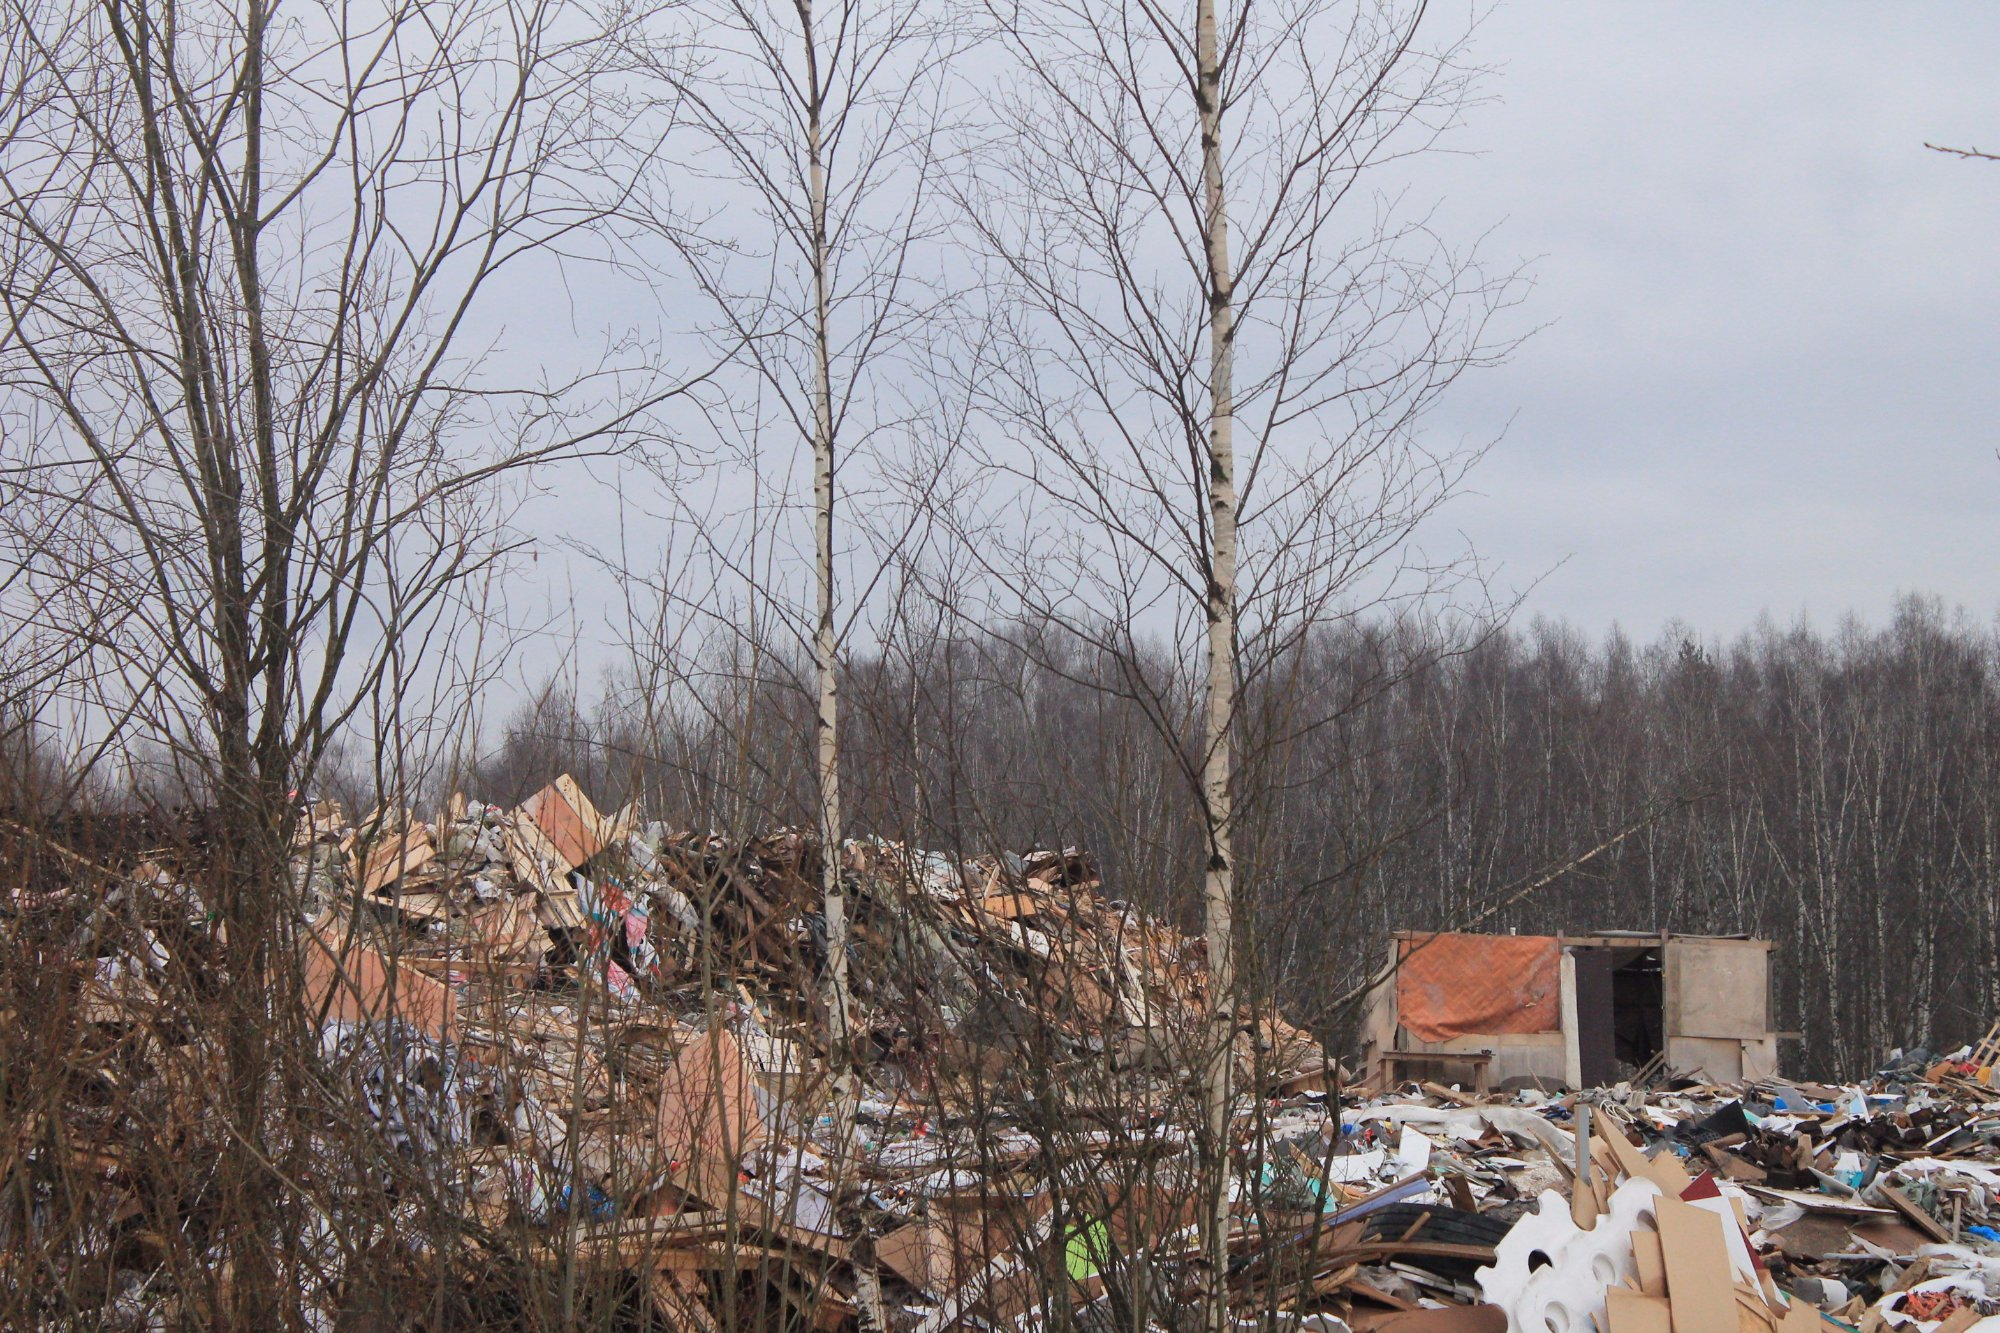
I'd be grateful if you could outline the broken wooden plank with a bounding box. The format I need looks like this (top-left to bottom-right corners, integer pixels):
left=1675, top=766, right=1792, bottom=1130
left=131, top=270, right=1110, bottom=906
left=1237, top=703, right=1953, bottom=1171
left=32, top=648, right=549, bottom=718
left=358, top=824, right=436, bottom=895
left=1878, top=1183, right=1952, bottom=1244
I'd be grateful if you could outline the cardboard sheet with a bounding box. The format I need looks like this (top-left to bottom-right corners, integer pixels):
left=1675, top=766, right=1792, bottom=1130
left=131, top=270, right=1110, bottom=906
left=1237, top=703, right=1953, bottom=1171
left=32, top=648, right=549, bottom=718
left=1657, top=1195, right=1739, bottom=1333
left=1604, top=1288, right=1672, bottom=1333
left=300, top=914, right=456, bottom=1040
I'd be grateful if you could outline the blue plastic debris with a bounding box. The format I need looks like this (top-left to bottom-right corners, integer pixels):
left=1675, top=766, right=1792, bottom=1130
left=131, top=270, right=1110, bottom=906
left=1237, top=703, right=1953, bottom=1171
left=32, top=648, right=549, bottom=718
left=559, top=1182, right=617, bottom=1220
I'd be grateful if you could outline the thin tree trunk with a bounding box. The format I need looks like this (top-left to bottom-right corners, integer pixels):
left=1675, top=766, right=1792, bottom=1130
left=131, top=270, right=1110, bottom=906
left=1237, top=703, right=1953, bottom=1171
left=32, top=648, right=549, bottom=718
left=225, top=3, right=285, bottom=1321
left=1196, top=1, right=1239, bottom=1328
left=800, top=6, right=882, bottom=1325
left=801, top=0, right=849, bottom=1096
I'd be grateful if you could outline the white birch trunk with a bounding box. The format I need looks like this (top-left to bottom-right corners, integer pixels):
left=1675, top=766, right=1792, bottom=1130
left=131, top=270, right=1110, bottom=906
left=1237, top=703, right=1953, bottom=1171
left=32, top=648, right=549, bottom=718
left=802, top=8, right=882, bottom=1326
left=1196, top=1, right=1239, bottom=1328
left=802, top=0, right=851, bottom=1137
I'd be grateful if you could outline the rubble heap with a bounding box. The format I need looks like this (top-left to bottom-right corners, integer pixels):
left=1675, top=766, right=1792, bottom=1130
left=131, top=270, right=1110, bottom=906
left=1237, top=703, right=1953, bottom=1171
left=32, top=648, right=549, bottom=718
left=20, top=776, right=2000, bottom=1332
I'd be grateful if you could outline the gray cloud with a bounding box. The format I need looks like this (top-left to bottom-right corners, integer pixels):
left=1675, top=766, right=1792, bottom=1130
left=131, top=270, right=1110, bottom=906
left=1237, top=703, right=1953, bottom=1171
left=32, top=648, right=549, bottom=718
left=1423, top=3, right=2000, bottom=638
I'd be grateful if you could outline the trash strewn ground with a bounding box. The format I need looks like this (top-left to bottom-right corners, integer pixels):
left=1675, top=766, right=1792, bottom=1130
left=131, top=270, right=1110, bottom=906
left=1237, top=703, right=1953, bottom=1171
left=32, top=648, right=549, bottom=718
left=20, top=775, right=2000, bottom=1331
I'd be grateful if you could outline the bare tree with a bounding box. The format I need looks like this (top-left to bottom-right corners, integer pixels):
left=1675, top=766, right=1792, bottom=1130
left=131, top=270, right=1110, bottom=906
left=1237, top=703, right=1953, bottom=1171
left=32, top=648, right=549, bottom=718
left=946, top=0, right=1524, bottom=1324
left=603, top=0, right=967, bottom=1319
left=0, top=0, right=685, bottom=1320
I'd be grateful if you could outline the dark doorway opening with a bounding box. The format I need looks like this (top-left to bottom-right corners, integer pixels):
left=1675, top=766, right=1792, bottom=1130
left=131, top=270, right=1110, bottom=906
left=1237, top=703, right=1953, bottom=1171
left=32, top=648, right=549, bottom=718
left=1610, top=947, right=1663, bottom=1071
left=1571, top=945, right=1665, bottom=1087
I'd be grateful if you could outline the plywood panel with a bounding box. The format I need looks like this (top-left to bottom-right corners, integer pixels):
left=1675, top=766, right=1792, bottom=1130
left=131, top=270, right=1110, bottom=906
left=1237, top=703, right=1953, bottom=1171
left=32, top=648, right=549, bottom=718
left=301, top=916, right=456, bottom=1040
left=1605, top=1289, right=1671, bottom=1333
left=657, top=1029, right=765, bottom=1207
left=1440, top=1033, right=1568, bottom=1087
left=1668, top=1035, right=1745, bottom=1084
left=1666, top=938, right=1768, bottom=1039
left=1362, top=943, right=1400, bottom=1055
left=1742, top=1035, right=1781, bottom=1081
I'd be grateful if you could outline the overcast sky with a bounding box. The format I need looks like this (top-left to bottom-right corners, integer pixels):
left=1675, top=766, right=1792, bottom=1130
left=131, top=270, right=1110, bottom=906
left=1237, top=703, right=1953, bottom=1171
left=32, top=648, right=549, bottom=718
left=1418, top=3, right=2000, bottom=643
left=508, top=3, right=2000, bottom=699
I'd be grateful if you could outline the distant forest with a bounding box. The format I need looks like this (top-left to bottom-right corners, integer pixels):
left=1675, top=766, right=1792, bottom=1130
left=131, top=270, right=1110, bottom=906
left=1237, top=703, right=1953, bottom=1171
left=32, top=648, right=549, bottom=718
left=386, top=592, right=1990, bottom=1082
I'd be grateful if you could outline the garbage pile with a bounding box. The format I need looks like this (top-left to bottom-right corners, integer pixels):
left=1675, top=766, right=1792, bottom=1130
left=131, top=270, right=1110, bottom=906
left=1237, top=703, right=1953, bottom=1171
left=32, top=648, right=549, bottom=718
left=23, top=775, right=2000, bottom=1332
left=1318, top=1044, right=2000, bottom=1332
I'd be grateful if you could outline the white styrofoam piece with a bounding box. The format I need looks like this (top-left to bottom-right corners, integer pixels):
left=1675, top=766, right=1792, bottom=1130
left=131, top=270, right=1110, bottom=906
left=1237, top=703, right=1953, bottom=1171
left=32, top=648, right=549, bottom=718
left=1395, top=1124, right=1434, bottom=1177
left=1321, top=1148, right=1387, bottom=1182
left=1477, top=1177, right=1663, bottom=1333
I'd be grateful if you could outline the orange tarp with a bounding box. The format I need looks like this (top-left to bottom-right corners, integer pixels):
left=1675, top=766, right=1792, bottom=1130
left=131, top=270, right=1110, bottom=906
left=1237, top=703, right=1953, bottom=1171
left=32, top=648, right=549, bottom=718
left=1395, top=932, right=1561, bottom=1043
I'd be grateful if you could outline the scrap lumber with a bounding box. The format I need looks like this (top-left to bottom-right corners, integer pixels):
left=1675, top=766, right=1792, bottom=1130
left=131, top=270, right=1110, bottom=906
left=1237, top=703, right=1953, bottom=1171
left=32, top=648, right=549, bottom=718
left=357, top=823, right=436, bottom=895
left=1877, top=1182, right=1952, bottom=1244
left=53, top=774, right=2000, bottom=1333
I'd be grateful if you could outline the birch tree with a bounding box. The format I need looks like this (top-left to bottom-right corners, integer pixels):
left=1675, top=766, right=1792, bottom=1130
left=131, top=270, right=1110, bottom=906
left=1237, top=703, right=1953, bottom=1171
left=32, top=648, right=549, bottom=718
left=952, top=1, right=1522, bottom=1324
left=0, top=0, right=683, bottom=1319
left=620, top=0, right=961, bottom=1313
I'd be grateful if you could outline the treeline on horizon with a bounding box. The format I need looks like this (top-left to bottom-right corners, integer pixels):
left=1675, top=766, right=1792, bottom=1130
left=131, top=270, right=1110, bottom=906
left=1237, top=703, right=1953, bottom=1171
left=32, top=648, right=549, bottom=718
left=8, top=594, right=1985, bottom=1080
left=234, top=591, right=1995, bottom=1082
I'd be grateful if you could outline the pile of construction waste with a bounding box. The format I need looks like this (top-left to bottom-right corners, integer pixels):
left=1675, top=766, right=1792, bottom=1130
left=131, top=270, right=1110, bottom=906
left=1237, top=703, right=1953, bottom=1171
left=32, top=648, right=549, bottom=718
left=1336, top=1075, right=2000, bottom=1332
left=21, top=776, right=2000, bottom=1331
